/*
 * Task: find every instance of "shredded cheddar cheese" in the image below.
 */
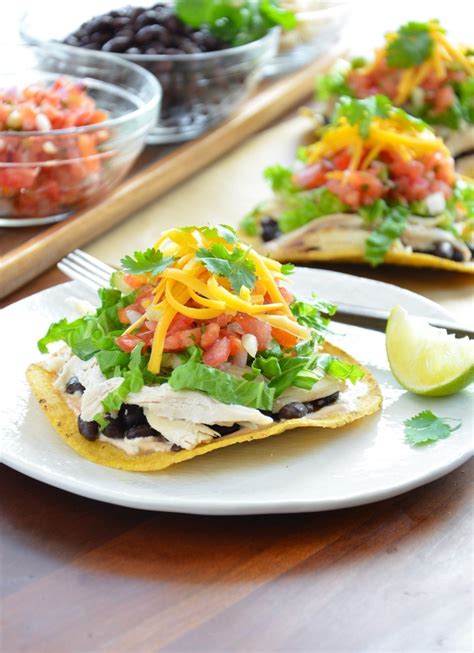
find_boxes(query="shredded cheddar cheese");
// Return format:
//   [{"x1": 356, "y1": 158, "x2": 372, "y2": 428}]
[{"x1": 123, "y1": 227, "x2": 306, "y2": 374}]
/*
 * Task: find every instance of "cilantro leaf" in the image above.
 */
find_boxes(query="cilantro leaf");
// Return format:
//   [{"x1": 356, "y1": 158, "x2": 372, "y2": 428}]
[
  {"x1": 120, "y1": 248, "x2": 175, "y2": 277},
  {"x1": 291, "y1": 295, "x2": 336, "y2": 341},
  {"x1": 386, "y1": 21, "x2": 434, "y2": 69},
  {"x1": 364, "y1": 206, "x2": 409, "y2": 267},
  {"x1": 404, "y1": 410, "x2": 462, "y2": 446},
  {"x1": 334, "y1": 95, "x2": 392, "y2": 138},
  {"x1": 264, "y1": 164, "x2": 298, "y2": 193},
  {"x1": 183, "y1": 224, "x2": 237, "y2": 244},
  {"x1": 316, "y1": 69, "x2": 353, "y2": 101},
  {"x1": 280, "y1": 263, "x2": 295, "y2": 275},
  {"x1": 196, "y1": 243, "x2": 256, "y2": 292}
]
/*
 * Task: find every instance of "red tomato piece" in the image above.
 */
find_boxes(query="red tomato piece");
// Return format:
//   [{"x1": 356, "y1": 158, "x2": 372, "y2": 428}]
[
  {"x1": 164, "y1": 328, "x2": 201, "y2": 352},
  {"x1": 203, "y1": 337, "x2": 231, "y2": 367},
  {"x1": 293, "y1": 161, "x2": 331, "y2": 190},
  {"x1": 167, "y1": 313, "x2": 195, "y2": 335},
  {"x1": 228, "y1": 335, "x2": 244, "y2": 356},
  {"x1": 118, "y1": 307, "x2": 130, "y2": 324},
  {"x1": 201, "y1": 322, "x2": 220, "y2": 349},
  {"x1": 271, "y1": 327, "x2": 298, "y2": 349},
  {"x1": 116, "y1": 334, "x2": 142, "y2": 353},
  {"x1": 234, "y1": 314, "x2": 272, "y2": 351}
]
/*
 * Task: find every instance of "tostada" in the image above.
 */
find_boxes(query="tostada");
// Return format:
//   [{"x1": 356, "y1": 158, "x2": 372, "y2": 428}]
[{"x1": 27, "y1": 226, "x2": 381, "y2": 471}]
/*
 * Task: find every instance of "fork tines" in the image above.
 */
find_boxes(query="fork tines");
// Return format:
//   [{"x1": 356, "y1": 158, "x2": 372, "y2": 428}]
[{"x1": 58, "y1": 249, "x2": 115, "y2": 291}]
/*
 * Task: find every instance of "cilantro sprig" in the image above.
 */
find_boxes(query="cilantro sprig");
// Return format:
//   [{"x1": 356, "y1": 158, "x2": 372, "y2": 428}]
[
  {"x1": 334, "y1": 95, "x2": 392, "y2": 138},
  {"x1": 404, "y1": 410, "x2": 462, "y2": 446},
  {"x1": 364, "y1": 206, "x2": 409, "y2": 267},
  {"x1": 120, "y1": 248, "x2": 175, "y2": 277},
  {"x1": 386, "y1": 21, "x2": 434, "y2": 69},
  {"x1": 196, "y1": 243, "x2": 256, "y2": 292}
]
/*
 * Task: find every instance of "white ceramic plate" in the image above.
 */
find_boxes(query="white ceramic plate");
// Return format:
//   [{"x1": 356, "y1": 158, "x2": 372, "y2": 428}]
[{"x1": 1, "y1": 270, "x2": 472, "y2": 515}]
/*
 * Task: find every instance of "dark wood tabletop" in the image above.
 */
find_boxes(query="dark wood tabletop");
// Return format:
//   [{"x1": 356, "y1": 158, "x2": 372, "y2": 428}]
[{"x1": 1, "y1": 268, "x2": 473, "y2": 653}]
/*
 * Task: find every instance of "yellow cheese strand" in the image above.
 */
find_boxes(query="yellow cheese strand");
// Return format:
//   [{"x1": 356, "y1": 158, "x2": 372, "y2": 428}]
[
  {"x1": 188, "y1": 288, "x2": 226, "y2": 311},
  {"x1": 436, "y1": 34, "x2": 473, "y2": 74},
  {"x1": 161, "y1": 268, "x2": 215, "y2": 298},
  {"x1": 361, "y1": 143, "x2": 383, "y2": 170},
  {"x1": 257, "y1": 315, "x2": 310, "y2": 340},
  {"x1": 148, "y1": 303, "x2": 176, "y2": 373},
  {"x1": 165, "y1": 280, "x2": 221, "y2": 320},
  {"x1": 247, "y1": 250, "x2": 293, "y2": 317},
  {"x1": 206, "y1": 277, "x2": 283, "y2": 314}
]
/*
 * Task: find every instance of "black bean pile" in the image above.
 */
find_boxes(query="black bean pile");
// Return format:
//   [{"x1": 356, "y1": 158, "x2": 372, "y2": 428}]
[
  {"x1": 63, "y1": 4, "x2": 228, "y2": 55},
  {"x1": 414, "y1": 240, "x2": 468, "y2": 262},
  {"x1": 276, "y1": 392, "x2": 340, "y2": 420},
  {"x1": 77, "y1": 403, "x2": 164, "y2": 442},
  {"x1": 260, "y1": 216, "x2": 281, "y2": 242}
]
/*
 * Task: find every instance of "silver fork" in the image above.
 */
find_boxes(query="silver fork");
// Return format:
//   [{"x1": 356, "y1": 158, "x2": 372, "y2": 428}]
[{"x1": 58, "y1": 249, "x2": 115, "y2": 291}]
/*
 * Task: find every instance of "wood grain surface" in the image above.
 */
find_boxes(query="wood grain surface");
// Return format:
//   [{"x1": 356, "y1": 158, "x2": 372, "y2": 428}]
[{"x1": 1, "y1": 267, "x2": 473, "y2": 653}]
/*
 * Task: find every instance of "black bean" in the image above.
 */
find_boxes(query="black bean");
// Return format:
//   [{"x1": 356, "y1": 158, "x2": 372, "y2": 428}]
[
  {"x1": 135, "y1": 9, "x2": 162, "y2": 29},
  {"x1": 119, "y1": 404, "x2": 146, "y2": 429},
  {"x1": 112, "y1": 17, "x2": 130, "y2": 30},
  {"x1": 278, "y1": 402, "x2": 309, "y2": 420},
  {"x1": 206, "y1": 423, "x2": 241, "y2": 436},
  {"x1": 126, "y1": 47, "x2": 142, "y2": 55},
  {"x1": 65, "y1": 376, "x2": 85, "y2": 395},
  {"x1": 260, "y1": 217, "x2": 281, "y2": 242},
  {"x1": 88, "y1": 15, "x2": 114, "y2": 33},
  {"x1": 136, "y1": 24, "x2": 169, "y2": 45},
  {"x1": 170, "y1": 444, "x2": 183, "y2": 452},
  {"x1": 78, "y1": 416, "x2": 99, "y2": 441},
  {"x1": 433, "y1": 241, "x2": 455, "y2": 260},
  {"x1": 451, "y1": 249, "x2": 464, "y2": 262},
  {"x1": 467, "y1": 244, "x2": 474, "y2": 258},
  {"x1": 102, "y1": 418, "x2": 124, "y2": 439},
  {"x1": 125, "y1": 424, "x2": 162, "y2": 439},
  {"x1": 309, "y1": 391, "x2": 340, "y2": 412},
  {"x1": 102, "y1": 36, "x2": 132, "y2": 52}
]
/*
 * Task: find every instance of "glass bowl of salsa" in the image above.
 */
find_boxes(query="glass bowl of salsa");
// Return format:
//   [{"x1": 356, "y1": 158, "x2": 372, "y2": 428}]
[{"x1": 0, "y1": 44, "x2": 161, "y2": 226}]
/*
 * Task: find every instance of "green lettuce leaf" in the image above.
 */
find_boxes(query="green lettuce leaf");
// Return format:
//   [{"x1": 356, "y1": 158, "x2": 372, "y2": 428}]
[
  {"x1": 364, "y1": 205, "x2": 409, "y2": 266},
  {"x1": 169, "y1": 361, "x2": 275, "y2": 410}
]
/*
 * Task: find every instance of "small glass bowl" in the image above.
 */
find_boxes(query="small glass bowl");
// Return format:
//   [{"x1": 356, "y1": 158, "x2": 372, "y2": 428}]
[
  {"x1": 265, "y1": 1, "x2": 350, "y2": 77},
  {"x1": 20, "y1": 3, "x2": 279, "y2": 144},
  {"x1": 0, "y1": 44, "x2": 161, "y2": 226}
]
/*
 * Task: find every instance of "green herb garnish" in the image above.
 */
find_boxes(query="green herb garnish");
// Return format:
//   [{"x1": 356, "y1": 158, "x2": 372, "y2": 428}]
[
  {"x1": 364, "y1": 206, "x2": 409, "y2": 267},
  {"x1": 386, "y1": 21, "x2": 435, "y2": 69},
  {"x1": 404, "y1": 410, "x2": 462, "y2": 446},
  {"x1": 120, "y1": 249, "x2": 175, "y2": 277},
  {"x1": 196, "y1": 243, "x2": 256, "y2": 292}
]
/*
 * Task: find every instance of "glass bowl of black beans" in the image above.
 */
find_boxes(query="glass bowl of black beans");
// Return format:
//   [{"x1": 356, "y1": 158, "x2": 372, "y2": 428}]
[{"x1": 20, "y1": 2, "x2": 280, "y2": 143}]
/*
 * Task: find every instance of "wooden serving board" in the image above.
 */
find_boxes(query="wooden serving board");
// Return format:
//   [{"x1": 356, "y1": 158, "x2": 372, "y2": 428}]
[{"x1": 0, "y1": 49, "x2": 343, "y2": 299}]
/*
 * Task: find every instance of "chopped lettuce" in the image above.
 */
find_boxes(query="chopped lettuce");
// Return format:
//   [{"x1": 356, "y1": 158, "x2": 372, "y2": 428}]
[
  {"x1": 364, "y1": 205, "x2": 409, "y2": 266},
  {"x1": 169, "y1": 361, "x2": 275, "y2": 410},
  {"x1": 38, "y1": 288, "x2": 135, "y2": 360},
  {"x1": 264, "y1": 164, "x2": 298, "y2": 193},
  {"x1": 279, "y1": 188, "x2": 347, "y2": 233}
]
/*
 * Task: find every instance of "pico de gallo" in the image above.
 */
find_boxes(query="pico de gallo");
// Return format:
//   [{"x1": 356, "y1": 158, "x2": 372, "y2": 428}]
[
  {"x1": 0, "y1": 78, "x2": 110, "y2": 219},
  {"x1": 36, "y1": 225, "x2": 368, "y2": 455},
  {"x1": 241, "y1": 96, "x2": 474, "y2": 267},
  {"x1": 316, "y1": 20, "x2": 474, "y2": 162}
]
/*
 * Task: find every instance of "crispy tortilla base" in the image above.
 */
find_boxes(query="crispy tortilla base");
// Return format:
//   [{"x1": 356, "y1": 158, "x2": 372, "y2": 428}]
[
  {"x1": 242, "y1": 234, "x2": 474, "y2": 273},
  {"x1": 26, "y1": 343, "x2": 382, "y2": 472}
]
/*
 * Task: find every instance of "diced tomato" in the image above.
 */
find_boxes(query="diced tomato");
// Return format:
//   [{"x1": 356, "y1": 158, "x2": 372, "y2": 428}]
[
  {"x1": 164, "y1": 328, "x2": 201, "y2": 351},
  {"x1": 332, "y1": 149, "x2": 351, "y2": 170},
  {"x1": 0, "y1": 167, "x2": 39, "y2": 191},
  {"x1": 124, "y1": 274, "x2": 148, "y2": 289},
  {"x1": 168, "y1": 313, "x2": 195, "y2": 335},
  {"x1": 116, "y1": 334, "x2": 142, "y2": 353},
  {"x1": 272, "y1": 327, "x2": 298, "y2": 349},
  {"x1": 201, "y1": 322, "x2": 220, "y2": 349},
  {"x1": 433, "y1": 85, "x2": 456, "y2": 113},
  {"x1": 293, "y1": 160, "x2": 332, "y2": 190},
  {"x1": 234, "y1": 314, "x2": 272, "y2": 351},
  {"x1": 136, "y1": 328, "x2": 154, "y2": 348},
  {"x1": 214, "y1": 313, "x2": 234, "y2": 327},
  {"x1": 203, "y1": 337, "x2": 231, "y2": 367},
  {"x1": 277, "y1": 284, "x2": 294, "y2": 305},
  {"x1": 228, "y1": 335, "x2": 244, "y2": 356},
  {"x1": 118, "y1": 307, "x2": 130, "y2": 324}
]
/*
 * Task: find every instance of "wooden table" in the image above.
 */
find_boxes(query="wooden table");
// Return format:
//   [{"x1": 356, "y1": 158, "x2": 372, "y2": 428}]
[{"x1": 1, "y1": 266, "x2": 473, "y2": 653}]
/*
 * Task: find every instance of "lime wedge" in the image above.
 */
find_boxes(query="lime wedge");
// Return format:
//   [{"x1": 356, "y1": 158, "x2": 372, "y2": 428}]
[{"x1": 386, "y1": 305, "x2": 474, "y2": 396}]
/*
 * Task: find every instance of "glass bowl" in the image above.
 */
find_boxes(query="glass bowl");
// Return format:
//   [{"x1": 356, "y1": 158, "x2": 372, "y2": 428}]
[
  {"x1": 20, "y1": 2, "x2": 279, "y2": 144},
  {"x1": 264, "y1": 1, "x2": 350, "y2": 77},
  {"x1": 0, "y1": 44, "x2": 161, "y2": 226}
]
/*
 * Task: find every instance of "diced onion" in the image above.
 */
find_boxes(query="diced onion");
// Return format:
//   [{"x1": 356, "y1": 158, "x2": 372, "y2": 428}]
[
  {"x1": 126, "y1": 308, "x2": 143, "y2": 324},
  {"x1": 241, "y1": 333, "x2": 258, "y2": 358},
  {"x1": 145, "y1": 305, "x2": 163, "y2": 322}
]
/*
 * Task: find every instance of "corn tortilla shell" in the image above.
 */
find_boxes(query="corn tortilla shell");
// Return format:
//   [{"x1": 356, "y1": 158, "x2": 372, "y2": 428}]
[
  {"x1": 26, "y1": 343, "x2": 382, "y2": 472},
  {"x1": 243, "y1": 234, "x2": 474, "y2": 274}
]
